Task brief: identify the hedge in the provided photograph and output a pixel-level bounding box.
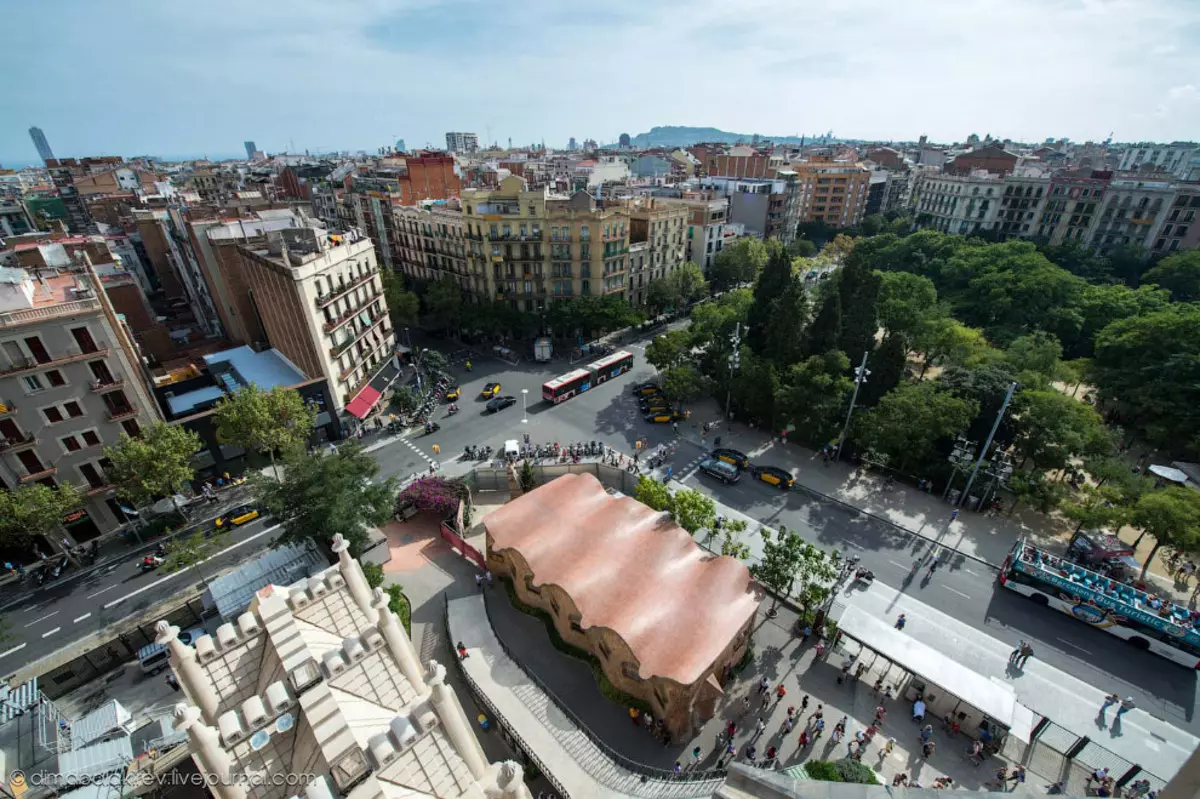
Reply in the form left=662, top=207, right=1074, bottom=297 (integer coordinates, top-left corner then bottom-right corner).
left=803, top=759, right=879, bottom=785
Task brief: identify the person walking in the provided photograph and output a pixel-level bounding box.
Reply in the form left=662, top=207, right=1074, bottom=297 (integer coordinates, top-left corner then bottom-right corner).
left=629, top=707, right=640, bottom=726
left=1016, top=642, right=1034, bottom=667
left=1008, top=640, right=1025, bottom=664
left=1100, top=693, right=1120, bottom=715
left=691, top=746, right=702, bottom=766
left=1117, top=697, right=1136, bottom=717
left=922, top=740, right=936, bottom=759
left=895, top=613, right=907, bottom=630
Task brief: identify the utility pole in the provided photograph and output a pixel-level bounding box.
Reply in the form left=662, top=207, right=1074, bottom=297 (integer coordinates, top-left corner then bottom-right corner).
left=724, top=322, right=741, bottom=420
left=959, top=381, right=1017, bottom=507
left=834, top=351, right=870, bottom=461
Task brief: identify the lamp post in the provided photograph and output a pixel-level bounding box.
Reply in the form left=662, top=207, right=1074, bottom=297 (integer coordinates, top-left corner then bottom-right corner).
left=834, top=351, right=870, bottom=462
left=981, top=449, right=1014, bottom=511
left=942, top=436, right=977, bottom=500
left=959, top=381, right=1018, bottom=508
left=724, top=322, right=741, bottom=421
left=521, top=389, right=528, bottom=423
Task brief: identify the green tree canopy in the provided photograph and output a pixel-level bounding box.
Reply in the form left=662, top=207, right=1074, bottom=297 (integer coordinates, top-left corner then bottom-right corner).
left=672, top=488, right=716, bottom=535
left=711, top=239, right=769, bottom=290
left=789, top=239, right=818, bottom=258
left=1003, top=332, right=1062, bottom=388
left=835, top=258, right=882, bottom=361
left=853, top=382, right=977, bottom=472
left=633, top=475, right=673, bottom=513
left=0, top=483, right=84, bottom=548
left=1132, top=486, right=1200, bottom=580
left=778, top=351, right=853, bottom=446
left=425, top=275, right=463, bottom=331
left=661, top=365, right=703, bottom=405
left=877, top=271, right=940, bottom=350
left=746, top=244, right=794, bottom=352
left=669, top=262, right=709, bottom=305
left=921, top=317, right=994, bottom=375
left=1071, top=283, right=1170, bottom=359
left=803, top=286, right=842, bottom=359
left=761, top=275, right=809, bottom=366
left=858, top=333, right=907, bottom=407
left=214, top=385, right=316, bottom=468
left=253, top=442, right=395, bottom=555
left=380, top=268, right=419, bottom=328
left=104, top=423, right=202, bottom=510
left=644, top=329, right=692, bottom=372
left=935, top=363, right=1018, bottom=444
left=1010, top=389, right=1110, bottom=472
left=730, top=349, right=779, bottom=426
left=1142, top=250, right=1200, bottom=303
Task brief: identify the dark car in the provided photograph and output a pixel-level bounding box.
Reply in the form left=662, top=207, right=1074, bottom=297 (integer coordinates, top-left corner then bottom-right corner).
left=486, top=395, right=517, bottom=413
left=754, top=465, right=795, bottom=489
left=699, top=458, right=740, bottom=484
left=632, top=382, right=661, bottom=396
left=644, top=409, right=687, bottom=423
left=712, top=448, right=750, bottom=469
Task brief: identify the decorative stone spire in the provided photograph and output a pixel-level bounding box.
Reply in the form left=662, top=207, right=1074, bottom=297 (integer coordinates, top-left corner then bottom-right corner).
left=156, top=620, right=218, bottom=723
left=497, top=761, right=533, bottom=799
left=173, top=704, right=246, bottom=799
left=426, top=660, right=488, bottom=779
left=332, top=534, right=375, bottom=620
left=372, top=587, right=425, bottom=691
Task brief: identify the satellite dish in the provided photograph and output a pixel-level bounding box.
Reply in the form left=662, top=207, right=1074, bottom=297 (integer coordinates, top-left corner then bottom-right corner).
left=276, top=713, right=295, bottom=733
left=249, top=730, right=270, bottom=751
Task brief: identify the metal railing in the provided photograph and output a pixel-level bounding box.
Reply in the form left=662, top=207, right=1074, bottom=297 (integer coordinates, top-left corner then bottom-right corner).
left=479, top=592, right=728, bottom=795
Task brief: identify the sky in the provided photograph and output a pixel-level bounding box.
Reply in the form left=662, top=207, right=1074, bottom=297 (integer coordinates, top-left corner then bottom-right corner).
left=2, top=0, right=1199, bottom=165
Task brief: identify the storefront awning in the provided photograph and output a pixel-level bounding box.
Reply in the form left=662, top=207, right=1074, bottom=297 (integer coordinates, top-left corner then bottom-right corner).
left=345, top=386, right=381, bottom=420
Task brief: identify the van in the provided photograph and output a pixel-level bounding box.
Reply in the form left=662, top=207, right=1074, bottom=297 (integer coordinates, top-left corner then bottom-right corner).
left=138, top=626, right=206, bottom=674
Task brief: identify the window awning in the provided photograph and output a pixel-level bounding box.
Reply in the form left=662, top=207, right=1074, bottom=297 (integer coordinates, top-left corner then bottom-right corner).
left=345, top=386, right=381, bottom=420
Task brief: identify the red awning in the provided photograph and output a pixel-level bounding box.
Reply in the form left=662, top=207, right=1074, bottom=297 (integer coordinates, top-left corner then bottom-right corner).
left=345, top=386, right=382, bottom=420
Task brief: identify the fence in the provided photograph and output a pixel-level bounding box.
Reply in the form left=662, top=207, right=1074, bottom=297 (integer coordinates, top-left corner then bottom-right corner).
left=467, top=461, right=640, bottom=495
left=477, top=595, right=727, bottom=798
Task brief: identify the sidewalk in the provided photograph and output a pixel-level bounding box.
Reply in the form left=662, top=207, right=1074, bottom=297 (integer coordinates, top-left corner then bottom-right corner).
left=678, top=397, right=1191, bottom=602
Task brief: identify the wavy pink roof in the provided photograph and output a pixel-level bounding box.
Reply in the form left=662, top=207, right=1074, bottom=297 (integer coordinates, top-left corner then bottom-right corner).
left=485, top=473, right=762, bottom=685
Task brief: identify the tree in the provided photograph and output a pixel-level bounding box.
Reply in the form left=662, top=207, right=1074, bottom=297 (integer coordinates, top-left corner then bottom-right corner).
left=390, top=385, right=416, bottom=414
left=877, top=271, right=939, bottom=351
left=634, top=475, right=673, bottom=513
left=1003, top=332, right=1063, bottom=389
left=803, top=288, right=842, bottom=359
left=936, top=363, right=1019, bottom=444
left=672, top=489, right=716, bottom=535
left=646, top=276, right=681, bottom=314
left=425, top=275, right=462, bottom=331
left=253, top=442, right=395, bottom=555
left=104, top=423, right=202, bottom=515
left=711, top=239, right=768, bottom=290
left=661, top=365, right=702, bottom=405
left=0, top=483, right=84, bottom=549
left=778, top=351, right=853, bottom=445
left=921, top=318, right=994, bottom=376
left=518, top=459, right=536, bottom=492
left=730, top=349, right=779, bottom=425
left=853, top=382, right=977, bottom=472
left=858, top=333, right=907, bottom=408
left=716, top=518, right=750, bottom=559
left=1010, top=389, right=1108, bottom=472
left=1106, top=244, right=1151, bottom=287
left=761, top=275, right=809, bottom=366
left=1142, top=250, right=1200, bottom=302
left=162, top=527, right=229, bottom=588
left=835, top=259, right=882, bottom=362
left=1132, top=487, right=1200, bottom=580
left=214, top=385, right=316, bottom=471
left=789, top=239, right=818, bottom=258
left=1071, top=283, right=1170, bottom=359
left=380, top=268, right=419, bottom=328
left=1090, top=304, right=1200, bottom=453
left=746, top=244, right=794, bottom=352
left=1061, top=485, right=1128, bottom=534
left=418, top=347, right=449, bottom=375
left=670, top=261, right=709, bottom=305
left=750, top=527, right=836, bottom=618
left=644, top=329, right=692, bottom=372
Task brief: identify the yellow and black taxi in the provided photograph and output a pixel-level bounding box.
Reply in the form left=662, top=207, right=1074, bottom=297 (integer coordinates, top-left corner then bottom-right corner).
left=754, top=465, right=795, bottom=489
left=699, top=458, right=741, bottom=485
left=631, top=382, right=661, bottom=397
left=444, top=386, right=460, bottom=401
left=216, top=504, right=260, bottom=529
left=644, top=408, right=688, bottom=424
left=711, top=447, right=750, bottom=469
left=480, top=382, right=501, bottom=398
left=638, top=395, right=669, bottom=412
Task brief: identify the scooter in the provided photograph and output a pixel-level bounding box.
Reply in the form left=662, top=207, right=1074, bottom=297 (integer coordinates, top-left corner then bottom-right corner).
left=446, top=405, right=459, bottom=416
left=139, top=555, right=164, bottom=573
left=424, top=422, right=441, bottom=436
left=853, top=567, right=875, bottom=586
left=464, top=445, right=476, bottom=459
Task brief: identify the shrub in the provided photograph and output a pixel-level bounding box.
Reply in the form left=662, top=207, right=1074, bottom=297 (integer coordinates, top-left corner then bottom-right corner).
left=834, top=759, right=879, bottom=784
left=386, top=584, right=411, bottom=635
left=732, top=642, right=754, bottom=676
left=361, top=561, right=384, bottom=589
left=804, top=761, right=842, bottom=782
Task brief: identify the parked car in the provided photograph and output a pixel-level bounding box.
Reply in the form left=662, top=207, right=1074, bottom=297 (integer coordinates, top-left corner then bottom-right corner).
left=644, top=409, right=687, bottom=423
left=753, top=465, right=795, bottom=489
left=699, top=458, right=740, bottom=484
left=639, top=398, right=669, bottom=412
left=712, top=448, right=750, bottom=469
left=480, top=382, right=502, bottom=398
left=486, top=395, right=517, bottom=413
left=216, top=505, right=260, bottom=529
left=631, top=382, right=661, bottom=396
left=444, top=386, right=460, bottom=401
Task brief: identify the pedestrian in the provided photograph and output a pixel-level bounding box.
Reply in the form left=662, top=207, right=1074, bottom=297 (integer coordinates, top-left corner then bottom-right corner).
left=919, top=724, right=933, bottom=743
left=966, top=740, right=983, bottom=765
left=892, top=773, right=909, bottom=787
left=755, top=718, right=766, bottom=737
left=801, top=695, right=810, bottom=713
left=895, top=613, right=907, bottom=630
left=1008, top=640, right=1024, bottom=663
left=757, top=676, right=769, bottom=694
left=1016, top=641, right=1034, bottom=667
left=691, top=746, right=702, bottom=765
left=884, top=685, right=894, bottom=701
left=741, top=695, right=751, bottom=714
left=760, top=693, right=771, bottom=712
left=485, top=571, right=493, bottom=588
left=764, top=745, right=777, bottom=767
left=1009, top=764, right=1026, bottom=790
left=672, top=422, right=678, bottom=435
left=1117, top=697, right=1136, bottom=717
left=1088, top=767, right=1110, bottom=786
left=1100, top=692, right=1120, bottom=714
left=855, top=662, right=867, bottom=681
left=782, top=716, right=794, bottom=733
left=166, top=673, right=180, bottom=691
left=922, top=740, right=936, bottom=759
left=432, top=443, right=440, bottom=455
left=456, top=641, right=469, bottom=660
left=726, top=719, right=737, bottom=739
left=474, top=573, right=484, bottom=590
left=745, top=744, right=756, bottom=762
left=912, top=697, right=926, bottom=723
left=872, top=678, right=884, bottom=697
left=629, top=707, right=640, bottom=726
left=775, top=684, right=787, bottom=702
left=644, top=712, right=653, bottom=731
left=800, top=624, right=812, bottom=643
left=673, top=761, right=681, bottom=776
left=884, top=737, right=896, bottom=755
left=796, top=729, right=810, bottom=748
left=875, top=705, right=886, bottom=723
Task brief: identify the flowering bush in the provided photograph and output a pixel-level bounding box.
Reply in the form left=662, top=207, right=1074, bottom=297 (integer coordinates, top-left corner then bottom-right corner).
left=395, top=476, right=468, bottom=518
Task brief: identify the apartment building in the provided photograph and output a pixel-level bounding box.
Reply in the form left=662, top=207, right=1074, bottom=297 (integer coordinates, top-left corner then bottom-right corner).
left=44, top=159, right=94, bottom=234
left=393, top=203, right=469, bottom=292
left=682, top=198, right=730, bottom=271
left=0, top=258, right=158, bottom=545
left=0, top=198, right=35, bottom=238
left=1152, top=185, right=1200, bottom=257
left=445, top=131, right=479, bottom=153
left=627, top=241, right=651, bottom=306
left=700, top=145, right=780, bottom=179
left=1118, top=142, right=1198, bottom=180
left=1035, top=170, right=1111, bottom=245
left=790, top=158, right=871, bottom=229
left=913, top=173, right=1003, bottom=235
left=460, top=176, right=630, bottom=310
left=236, top=226, right=397, bottom=418
left=995, top=177, right=1050, bottom=239
left=701, top=175, right=800, bottom=242
left=624, top=197, right=688, bottom=298
left=132, top=208, right=222, bottom=337
left=1090, top=176, right=1177, bottom=256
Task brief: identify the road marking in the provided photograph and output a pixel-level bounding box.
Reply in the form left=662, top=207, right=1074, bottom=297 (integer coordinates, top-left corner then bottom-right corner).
left=24, top=612, right=58, bottom=628
left=74, top=613, right=91, bottom=623
left=0, top=643, right=27, bottom=659
left=104, top=524, right=280, bottom=610
left=943, top=586, right=972, bottom=599
left=962, top=567, right=979, bottom=576
left=86, top=585, right=117, bottom=599
left=41, top=627, right=60, bottom=638
left=887, top=560, right=907, bottom=569
left=1057, top=638, right=1092, bottom=655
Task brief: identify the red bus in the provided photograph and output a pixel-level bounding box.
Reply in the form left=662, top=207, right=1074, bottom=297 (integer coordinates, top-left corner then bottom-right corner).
left=586, top=350, right=634, bottom=384
left=542, top=350, right=635, bottom=404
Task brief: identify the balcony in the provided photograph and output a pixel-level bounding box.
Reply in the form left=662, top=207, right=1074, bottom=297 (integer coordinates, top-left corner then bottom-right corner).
left=338, top=330, right=393, bottom=383
left=314, top=271, right=377, bottom=310
left=19, top=466, right=57, bottom=484
left=105, top=406, right=139, bottom=423
left=0, top=296, right=101, bottom=329
left=0, top=341, right=111, bottom=378
left=330, top=311, right=388, bottom=360
left=0, top=433, right=37, bottom=453
left=323, top=291, right=383, bottom=333
left=0, top=400, right=14, bottom=417
left=86, top=481, right=114, bottom=496
left=90, top=377, right=125, bottom=393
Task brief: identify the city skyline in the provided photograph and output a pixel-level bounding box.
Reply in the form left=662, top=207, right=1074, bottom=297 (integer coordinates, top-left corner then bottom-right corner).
left=1, top=0, right=1199, bottom=164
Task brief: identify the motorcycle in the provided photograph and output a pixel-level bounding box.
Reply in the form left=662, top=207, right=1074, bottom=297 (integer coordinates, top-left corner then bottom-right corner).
left=853, top=567, right=875, bottom=586
left=139, top=555, right=164, bottom=573
left=464, top=445, right=476, bottom=460
left=424, top=422, right=441, bottom=436
left=50, top=558, right=67, bottom=579
left=446, top=405, right=459, bottom=416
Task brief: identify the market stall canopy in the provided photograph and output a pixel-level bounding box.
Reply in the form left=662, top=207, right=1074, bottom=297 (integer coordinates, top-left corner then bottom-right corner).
left=1149, top=464, right=1190, bottom=485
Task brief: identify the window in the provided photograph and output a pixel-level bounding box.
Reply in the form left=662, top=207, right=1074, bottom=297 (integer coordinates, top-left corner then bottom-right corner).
left=64, top=401, right=83, bottom=418
left=22, top=375, right=44, bottom=393
left=61, top=436, right=82, bottom=453
left=621, top=662, right=640, bottom=681
left=43, top=406, right=64, bottom=424
left=81, top=430, right=101, bottom=447
left=550, top=598, right=560, bottom=616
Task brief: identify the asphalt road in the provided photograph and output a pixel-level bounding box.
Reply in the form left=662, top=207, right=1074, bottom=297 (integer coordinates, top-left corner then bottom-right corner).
left=0, top=517, right=280, bottom=678
left=364, top=334, right=1200, bottom=736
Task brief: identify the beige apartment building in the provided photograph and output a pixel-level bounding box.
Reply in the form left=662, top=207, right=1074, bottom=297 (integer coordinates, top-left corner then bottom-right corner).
left=459, top=175, right=631, bottom=311
left=621, top=197, right=688, bottom=300
left=393, top=203, right=469, bottom=294
left=0, top=256, right=159, bottom=547
left=236, top=227, right=397, bottom=419
left=791, top=157, right=871, bottom=228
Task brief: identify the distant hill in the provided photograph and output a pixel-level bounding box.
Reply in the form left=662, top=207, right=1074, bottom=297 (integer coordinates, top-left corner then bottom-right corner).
left=617, top=126, right=816, bottom=148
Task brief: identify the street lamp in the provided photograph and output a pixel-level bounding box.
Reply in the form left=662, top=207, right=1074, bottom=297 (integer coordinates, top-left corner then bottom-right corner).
left=958, top=381, right=1018, bottom=508
left=943, top=436, right=977, bottom=500
left=521, top=389, right=528, bottom=423
left=980, top=449, right=1015, bottom=511
left=724, top=322, right=742, bottom=421
left=834, top=351, right=870, bottom=462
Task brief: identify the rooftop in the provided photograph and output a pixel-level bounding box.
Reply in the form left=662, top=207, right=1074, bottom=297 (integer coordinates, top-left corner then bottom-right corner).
left=164, top=345, right=309, bottom=416
left=484, top=472, right=761, bottom=685
left=0, top=264, right=103, bottom=328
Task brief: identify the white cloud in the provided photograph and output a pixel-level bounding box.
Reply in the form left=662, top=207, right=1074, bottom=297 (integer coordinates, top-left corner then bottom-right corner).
left=1, top=0, right=1198, bottom=162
